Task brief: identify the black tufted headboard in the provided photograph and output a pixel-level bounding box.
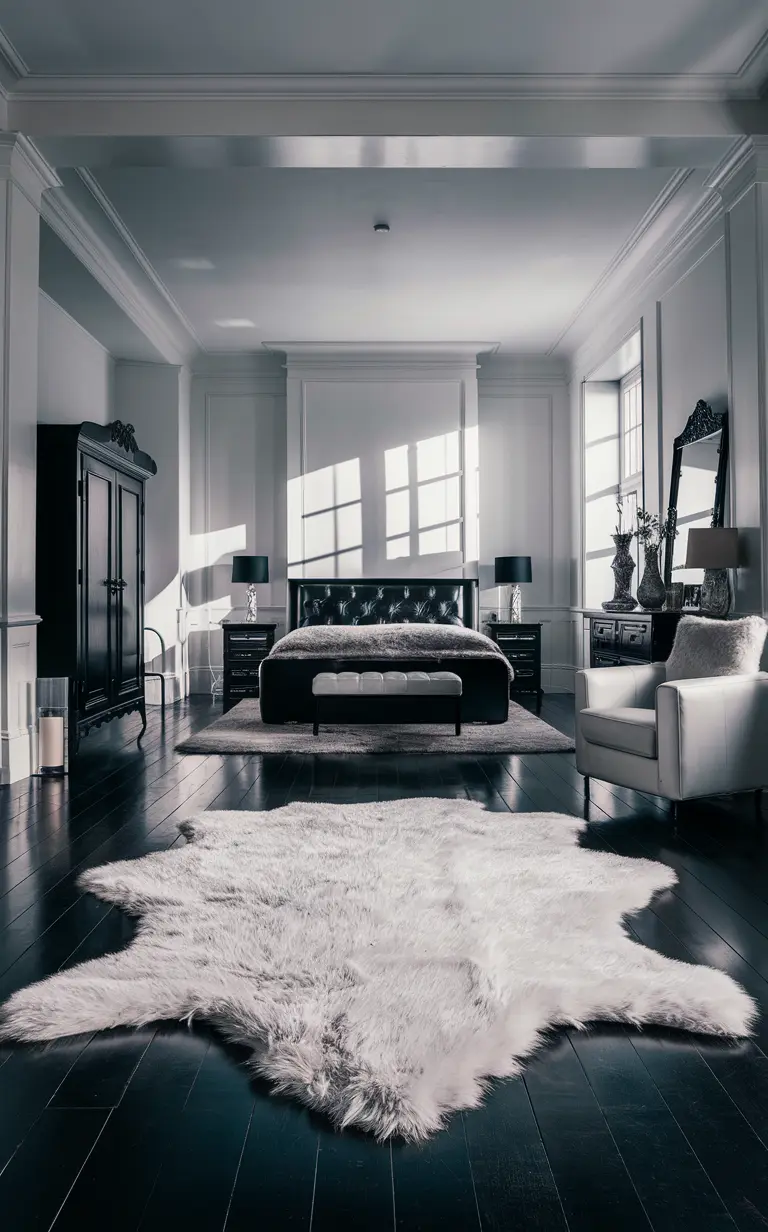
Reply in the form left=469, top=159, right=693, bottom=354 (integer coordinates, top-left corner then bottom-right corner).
left=288, top=578, right=479, bottom=631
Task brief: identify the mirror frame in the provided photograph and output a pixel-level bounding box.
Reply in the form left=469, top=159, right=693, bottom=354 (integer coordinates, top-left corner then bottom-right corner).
left=663, top=400, right=729, bottom=586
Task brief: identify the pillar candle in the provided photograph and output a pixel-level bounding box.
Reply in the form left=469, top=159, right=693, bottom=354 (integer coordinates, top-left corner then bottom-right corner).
left=39, top=715, right=64, bottom=770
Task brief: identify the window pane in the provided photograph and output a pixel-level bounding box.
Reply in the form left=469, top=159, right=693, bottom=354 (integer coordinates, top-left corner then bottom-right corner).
left=418, top=476, right=460, bottom=529
left=417, top=431, right=460, bottom=482
left=336, top=502, right=362, bottom=551
left=385, top=445, right=409, bottom=491
left=585, top=437, right=619, bottom=498
left=386, top=489, right=410, bottom=538
left=386, top=535, right=410, bottom=560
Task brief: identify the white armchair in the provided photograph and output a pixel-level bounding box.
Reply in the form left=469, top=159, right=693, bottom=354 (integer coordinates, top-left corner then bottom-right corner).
left=575, top=663, right=768, bottom=815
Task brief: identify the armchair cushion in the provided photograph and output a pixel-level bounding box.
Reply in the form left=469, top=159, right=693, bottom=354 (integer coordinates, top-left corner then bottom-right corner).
left=575, top=662, right=666, bottom=713
left=665, top=614, right=767, bottom=681
left=579, top=707, right=657, bottom=759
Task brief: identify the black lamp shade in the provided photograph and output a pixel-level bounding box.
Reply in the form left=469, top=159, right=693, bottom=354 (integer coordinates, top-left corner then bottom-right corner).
left=231, top=555, right=269, bottom=584
left=495, top=555, right=532, bottom=584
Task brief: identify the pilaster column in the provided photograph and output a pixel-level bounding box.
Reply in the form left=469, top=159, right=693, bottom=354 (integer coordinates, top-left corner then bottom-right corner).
left=0, top=135, right=59, bottom=782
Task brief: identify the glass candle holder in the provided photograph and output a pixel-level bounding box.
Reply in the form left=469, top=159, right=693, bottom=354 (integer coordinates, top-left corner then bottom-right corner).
left=36, top=677, right=68, bottom=777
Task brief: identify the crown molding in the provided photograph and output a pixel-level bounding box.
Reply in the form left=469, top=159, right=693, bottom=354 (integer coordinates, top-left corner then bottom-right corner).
left=40, top=182, right=194, bottom=365
left=7, top=70, right=767, bottom=103
left=736, top=26, right=768, bottom=95
left=0, top=133, right=60, bottom=205
left=265, top=341, right=499, bottom=370
left=477, top=355, right=569, bottom=384
left=75, top=168, right=204, bottom=353
left=547, top=167, right=695, bottom=355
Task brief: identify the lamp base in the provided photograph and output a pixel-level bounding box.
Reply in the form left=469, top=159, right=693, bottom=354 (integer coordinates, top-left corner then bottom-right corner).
left=507, top=583, right=522, bottom=624
left=701, top=568, right=731, bottom=618
left=245, top=585, right=259, bottom=622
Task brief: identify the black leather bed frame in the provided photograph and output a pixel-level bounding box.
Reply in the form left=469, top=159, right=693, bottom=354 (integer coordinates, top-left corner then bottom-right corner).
left=258, top=578, right=510, bottom=725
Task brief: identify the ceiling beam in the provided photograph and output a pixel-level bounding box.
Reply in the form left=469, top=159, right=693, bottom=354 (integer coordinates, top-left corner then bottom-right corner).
left=8, top=94, right=768, bottom=142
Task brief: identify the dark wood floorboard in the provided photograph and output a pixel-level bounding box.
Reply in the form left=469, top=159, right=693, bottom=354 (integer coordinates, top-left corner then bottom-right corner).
left=0, top=694, right=766, bottom=1230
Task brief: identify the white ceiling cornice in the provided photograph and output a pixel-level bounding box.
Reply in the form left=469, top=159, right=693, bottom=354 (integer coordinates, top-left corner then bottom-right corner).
left=75, top=167, right=204, bottom=353
left=40, top=179, right=196, bottom=365
left=561, top=136, right=757, bottom=358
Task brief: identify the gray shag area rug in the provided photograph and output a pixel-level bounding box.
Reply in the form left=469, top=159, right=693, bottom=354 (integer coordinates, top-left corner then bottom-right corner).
left=0, top=799, right=754, bottom=1140
left=176, top=699, right=574, bottom=755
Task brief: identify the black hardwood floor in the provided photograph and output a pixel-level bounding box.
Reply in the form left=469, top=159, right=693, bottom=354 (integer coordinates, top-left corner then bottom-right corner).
left=1, top=694, right=767, bottom=1230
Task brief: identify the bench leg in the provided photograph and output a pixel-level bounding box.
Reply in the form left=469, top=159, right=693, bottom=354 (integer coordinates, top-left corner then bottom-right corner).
left=455, top=697, right=462, bottom=736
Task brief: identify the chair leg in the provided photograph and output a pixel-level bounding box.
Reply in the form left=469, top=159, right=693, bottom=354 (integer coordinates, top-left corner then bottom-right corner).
left=455, top=698, right=462, bottom=736
left=313, top=700, right=320, bottom=737
left=583, top=775, right=590, bottom=801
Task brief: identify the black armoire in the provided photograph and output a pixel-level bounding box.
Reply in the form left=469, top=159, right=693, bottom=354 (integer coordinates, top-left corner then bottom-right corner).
left=36, top=420, right=157, bottom=754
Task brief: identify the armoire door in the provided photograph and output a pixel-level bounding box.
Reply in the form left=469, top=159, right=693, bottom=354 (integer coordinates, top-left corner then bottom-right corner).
left=114, top=472, right=144, bottom=701
left=80, top=456, right=115, bottom=717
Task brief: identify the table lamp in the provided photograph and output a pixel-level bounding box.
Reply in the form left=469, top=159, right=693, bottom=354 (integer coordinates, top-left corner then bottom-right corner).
left=684, top=528, right=738, bottom=617
left=231, top=555, right=269, bottom=622
left=495, top=556, right=532, bottom=624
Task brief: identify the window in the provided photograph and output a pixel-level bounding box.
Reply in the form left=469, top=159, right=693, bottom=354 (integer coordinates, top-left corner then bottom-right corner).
left=620, top=366, right=643, bottom=525
left=582, top=363, right=643, bottom=609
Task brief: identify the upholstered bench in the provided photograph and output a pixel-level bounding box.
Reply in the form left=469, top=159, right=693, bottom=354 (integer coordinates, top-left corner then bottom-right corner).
left=311, top=670, right=463, bottom=736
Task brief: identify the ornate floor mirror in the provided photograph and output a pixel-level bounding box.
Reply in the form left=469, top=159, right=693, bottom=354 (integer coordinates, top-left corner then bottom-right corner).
left=663, top=400, right=730, bottom=613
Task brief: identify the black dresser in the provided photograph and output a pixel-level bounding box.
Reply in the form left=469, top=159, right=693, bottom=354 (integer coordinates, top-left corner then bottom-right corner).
left=221, top=622, right=277, bottom=713
left=487, top=622, right=543, bottom=713
left=586, top=611, right=681, bottom=668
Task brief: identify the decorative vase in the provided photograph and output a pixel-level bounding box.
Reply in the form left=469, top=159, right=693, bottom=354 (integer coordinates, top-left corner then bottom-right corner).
left=637, top=544, right=666, bottom=611
left=602, top=533, right=638, bottom=612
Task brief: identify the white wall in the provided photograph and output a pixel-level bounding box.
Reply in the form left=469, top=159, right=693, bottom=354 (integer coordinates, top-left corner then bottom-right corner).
left=37, top=291, right=114, bottom=426
left=114, top=360, right=190, bottom=701
left=570, top=166, right=768, bottom=666
left=284, top=347, right=481, bottom=583
left=187, top=354, right=286, bottom=696
left=478, top=357, right=574, bottom=692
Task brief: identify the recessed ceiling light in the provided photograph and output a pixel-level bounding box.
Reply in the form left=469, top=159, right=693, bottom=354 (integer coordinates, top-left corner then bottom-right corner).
left=373, top=222, right=390, bottom=234
left=172, top=257, right=215, bottom=270
left=214, top=318, right=256, bottom=329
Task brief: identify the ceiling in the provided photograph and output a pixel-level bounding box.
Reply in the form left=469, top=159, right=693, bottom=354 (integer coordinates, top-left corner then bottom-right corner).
left=15, top=3, right=768, bottom=360
left=1, top=0, right=766, bottom=77
left=86, top=166, right=675, bottom=353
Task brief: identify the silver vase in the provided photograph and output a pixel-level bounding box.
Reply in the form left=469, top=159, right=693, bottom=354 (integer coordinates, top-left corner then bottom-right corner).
left=637, top=544, right=666, bottom=611
left=602, top=533, right=638, bottom=612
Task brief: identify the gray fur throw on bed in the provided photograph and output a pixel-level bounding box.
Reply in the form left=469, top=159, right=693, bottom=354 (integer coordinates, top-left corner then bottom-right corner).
left=271, top=623, right=511, bottom=672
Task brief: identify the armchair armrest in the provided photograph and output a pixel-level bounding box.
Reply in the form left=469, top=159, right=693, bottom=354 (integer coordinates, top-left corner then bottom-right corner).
left=575, top=662, right=666, bottom=714
left=657, top=672, right=768, bottom=800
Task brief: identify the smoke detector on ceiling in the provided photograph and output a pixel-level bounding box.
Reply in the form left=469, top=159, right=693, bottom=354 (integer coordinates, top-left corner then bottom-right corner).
left=373, top=222, right=390, bottom=234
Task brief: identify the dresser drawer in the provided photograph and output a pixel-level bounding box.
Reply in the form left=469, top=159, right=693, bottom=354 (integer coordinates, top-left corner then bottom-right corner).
left=227, top=647, right=269, bottom=664
left=510, top=667, right=539, bottom=682
left=591, top=619, right=616, bottom=652
left=496, top=632, right=538, bottom=651
left=228, top=631, right=270, bottom=647
left=503, top=649, right=537, bottom=664
left=618, top=620, right=651, bottom=658
left=229, top=667, right=262, bottom=683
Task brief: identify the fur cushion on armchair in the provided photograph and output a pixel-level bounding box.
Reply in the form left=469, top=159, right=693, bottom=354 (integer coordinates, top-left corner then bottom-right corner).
left=665, top=614, right=768, bottom=681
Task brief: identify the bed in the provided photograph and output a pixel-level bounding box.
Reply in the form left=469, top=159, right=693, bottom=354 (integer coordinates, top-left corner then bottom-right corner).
left=258, top=578, right=511, bottom=724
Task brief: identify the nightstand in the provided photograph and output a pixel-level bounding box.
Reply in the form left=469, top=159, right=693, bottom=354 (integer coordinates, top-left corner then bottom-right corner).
left=221, top=622, right=277, bottom=713
left=486, top=621, right=543, bottom=714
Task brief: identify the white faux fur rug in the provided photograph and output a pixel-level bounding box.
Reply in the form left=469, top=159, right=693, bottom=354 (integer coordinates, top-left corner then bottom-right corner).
left=0, top=800, right=755, bottom=1140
